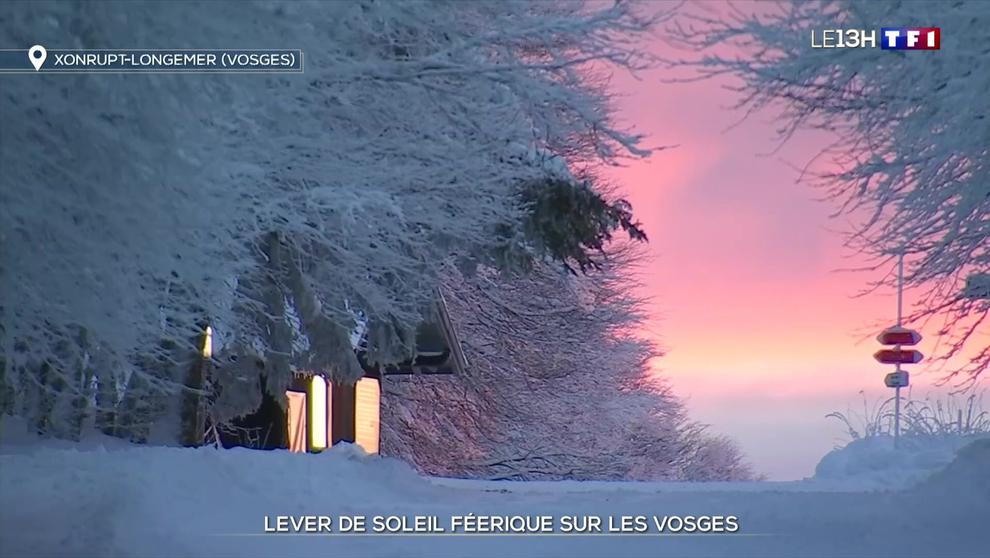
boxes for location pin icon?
[29,45,47,71]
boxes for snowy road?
[1,439,987,558]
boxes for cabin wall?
[331,382,356,444]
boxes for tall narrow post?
[182,324,212,447]
[896,254,904,328]
[894,385,901,446]
[894,254,904,448]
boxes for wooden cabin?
[272,292,466,455]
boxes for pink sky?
[606,41,955,479]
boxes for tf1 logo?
[881,28,941,50]
[810,28,941,50]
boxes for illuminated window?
[308,376,328,451]
[201,325,213,358]
[286,391,307,453]
[354,378,380,454]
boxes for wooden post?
[354,377,380,454]
[180,325,211,447]
[331,381,356,444]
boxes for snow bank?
[813,434,989,489]
[1,429,987,557]
[913,437,990,509]
[0,437,430,558]
[0,417,136,455]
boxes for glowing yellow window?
[308,375,329,451]
[354,378,380,454]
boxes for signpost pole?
[875,257,919,445]
[894,254,904,448]
[894,378,901,447]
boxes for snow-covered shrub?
[827,390,990,441]
[676,429,761,482]
[382,252,756,482]
[817,391,990,486]
[814,433,988,488]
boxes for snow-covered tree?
[382,247,756,481]
[665,1,989,383]
[0,1,668,439]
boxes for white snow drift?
[1,427,986,558]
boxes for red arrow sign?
[877,326,922,346]
[874,348,923,365]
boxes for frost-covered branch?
[382,249,756,481]
[665,1,989,382]
[0,0,668,439]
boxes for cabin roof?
[356,288,466,376]
[432,287,468,374]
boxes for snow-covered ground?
[1,423,987,558]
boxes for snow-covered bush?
[828,390,990,442]
[1,1,666,440]
[382,250,756,482]
[818,391,989,486]
[814,433,988,488]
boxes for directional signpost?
[876,326,922,346]
[884,371,909,388]
[873,347,923,365]
[874,254,922,448]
